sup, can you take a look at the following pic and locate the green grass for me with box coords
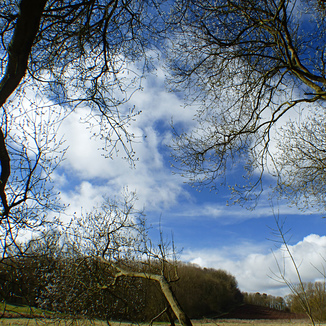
[0,302,54,317]
[0,305,317,326]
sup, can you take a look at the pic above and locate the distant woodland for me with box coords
[0,253,242,321]
[1,248,325,322]
[0,242,326,322]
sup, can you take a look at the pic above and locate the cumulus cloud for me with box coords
[51,62,324,251]
[53,65,192,215]
[182,234,326,296]
[59,181,109,215]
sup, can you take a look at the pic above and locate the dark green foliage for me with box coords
[0,255,242,321]
[0,255,147,321]
[173,263,243,318]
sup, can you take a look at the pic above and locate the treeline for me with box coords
[4,247,326,322]
[0,252,242,321]
[242,292,288,311]
[174,263,243,318]
[286,282,326,322]
[243,282,326,322]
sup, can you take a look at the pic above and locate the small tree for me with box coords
[69,192,192,326]
[270,215,316,325]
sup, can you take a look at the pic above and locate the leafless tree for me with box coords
[275,110,326,210]
[0,96,66,256]
[286,281,326,322]
[70,192,193,326]
[167,0,326,208]
[270,214,316,325]
[0,0,168,251]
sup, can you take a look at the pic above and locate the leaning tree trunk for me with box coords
[149,306,175,326]
[157,274,192,326]
[101,259,193,326]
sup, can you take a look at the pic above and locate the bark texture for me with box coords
[0,0,47,107]
[107,261,193,326]
[0,0,47,214]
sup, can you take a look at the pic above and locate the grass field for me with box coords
[0,319,319,326]
[0,302,54,317]
[0,303,320,326]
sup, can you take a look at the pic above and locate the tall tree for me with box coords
[168,0,326,208]
[0,0,167,252]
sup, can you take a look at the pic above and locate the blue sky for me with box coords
[38,62,326,298]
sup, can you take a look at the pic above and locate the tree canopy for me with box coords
[168,0,326,209]
[0,0,168,252]
[1,0,325,252]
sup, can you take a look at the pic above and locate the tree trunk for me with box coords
[149,306,175,326]
[0,0,47,107]
[103,260,193,326]
[157,274,192,326]
[166,306,176,326]
[0,0,47,214]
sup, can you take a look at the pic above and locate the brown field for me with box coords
[0,304,321,326]
[0,320,319,326]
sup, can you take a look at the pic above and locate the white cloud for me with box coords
[131,68,196,128]
[54,71,322,223]
[60,181,107,214]
[53,65,193,215]
[182,234,326,296]
[169,197,313,224]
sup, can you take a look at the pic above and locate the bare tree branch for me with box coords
[0,0,47,107]
[168,0,326,208]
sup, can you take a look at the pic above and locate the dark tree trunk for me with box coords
[0,0,47,214]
